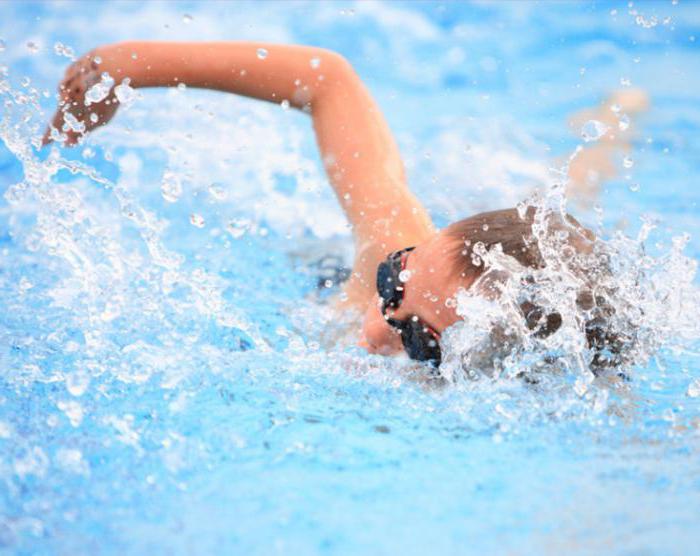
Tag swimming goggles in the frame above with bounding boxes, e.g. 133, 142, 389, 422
376, 247, 442, 366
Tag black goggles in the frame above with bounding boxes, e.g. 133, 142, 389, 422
376, 247, 442, 366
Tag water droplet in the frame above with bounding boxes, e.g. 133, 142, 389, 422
66, 371, 90, 396
226, 218, 251, 239
623, 156, 634, 169
57, 400, 84, 427
114, 77, 137, 107
182, 13, 193, 24
62, 111, 85, 133
55, 448, 89, 475
618, 114, 630, 131
14, 446, 49, 478
310, 57, 321, 69
208, 182, 227, 201
280, 99, 290, 110
190, 213, 205, 228
18, 276, 33, 293
85, 72, 114, 105
516, 201, 528, 220
161, 170, 182, 202
257, 48, 268, 60
26, 41, 39, 54
688, 379, 700, 398
53, 41, 75, 59
581, 120, 609, 142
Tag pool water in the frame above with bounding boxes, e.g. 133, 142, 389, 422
1, 1, 700, 554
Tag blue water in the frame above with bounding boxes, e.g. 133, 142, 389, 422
1, 1, 700, 554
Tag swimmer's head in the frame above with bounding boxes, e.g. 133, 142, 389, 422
360, 229, 467, 359
361, 207, 594, 363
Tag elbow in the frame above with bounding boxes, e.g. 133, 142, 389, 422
319, 49, 354, 76
302, 49, 357, 107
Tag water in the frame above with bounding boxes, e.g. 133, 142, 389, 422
1, 1, 700, 554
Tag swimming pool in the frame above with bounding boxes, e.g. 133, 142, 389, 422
1, 1, 699, 554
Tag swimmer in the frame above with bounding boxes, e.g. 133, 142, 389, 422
42, 42, 621, 369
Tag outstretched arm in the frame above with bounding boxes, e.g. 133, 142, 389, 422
45, 42, 434, 306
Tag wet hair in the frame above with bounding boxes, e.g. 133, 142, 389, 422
444, 206, 598, 275
444, 206, 625, 373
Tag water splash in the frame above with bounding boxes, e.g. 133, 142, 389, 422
84, 72, 114, 105
436, 166, 700, 426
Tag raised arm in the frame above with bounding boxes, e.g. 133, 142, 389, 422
45, 42, 434, 305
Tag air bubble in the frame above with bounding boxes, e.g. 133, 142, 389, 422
257, 48, 268, 60
623, 156, 634, 169
280, 99, 290, 110
26, 41, 39, 54
177, 82, 187, 92
398, 269, 412, 283
0, 40, 5, 53
310, 57, 321, 69
629, 183, 640, 192
182, 13, 193, 24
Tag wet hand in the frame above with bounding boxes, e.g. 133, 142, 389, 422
42, 50, 119, 147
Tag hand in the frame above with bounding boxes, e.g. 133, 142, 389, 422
42, 48, 120, 147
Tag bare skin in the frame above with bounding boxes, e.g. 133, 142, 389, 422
44, 42, 637, 359
44, 41, 453, 356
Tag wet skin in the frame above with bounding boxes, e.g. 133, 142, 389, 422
360, 230, 473, 356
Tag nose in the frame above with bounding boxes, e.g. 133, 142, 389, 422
360, 294, 404, 355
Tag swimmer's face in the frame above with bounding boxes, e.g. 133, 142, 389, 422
361, 231, 468, 357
